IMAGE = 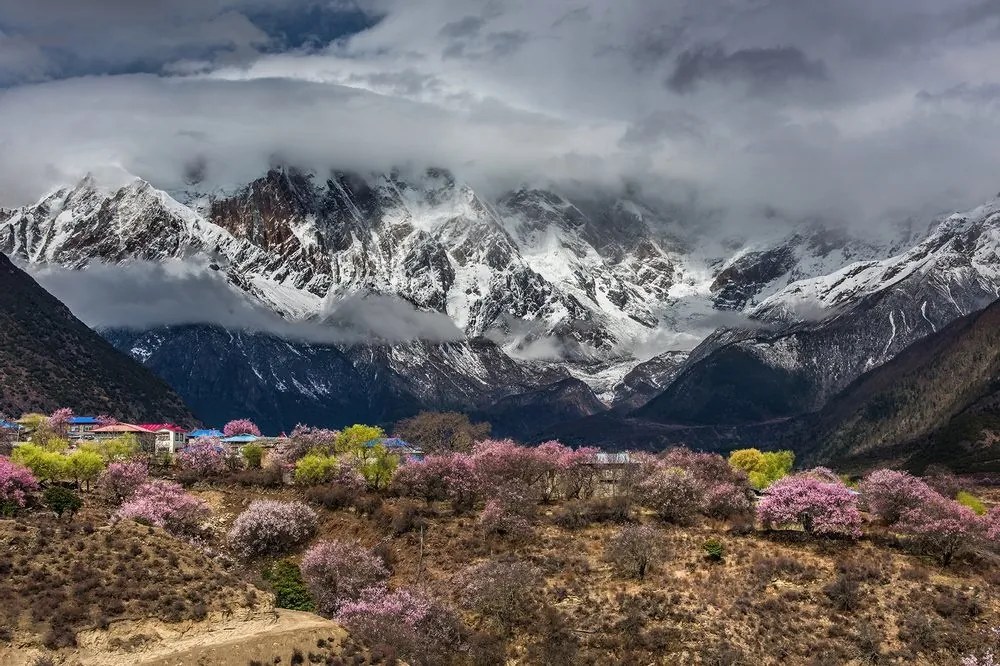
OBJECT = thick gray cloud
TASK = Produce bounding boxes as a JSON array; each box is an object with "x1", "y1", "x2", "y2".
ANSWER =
[
  {"x1": 2, "y1": 0, "x2": 1000, "y2": 234},
  {"x1": 667, "y1": 45, "x2": 827, "y2": 94},
  {"x1": 25, "y1": 260, "x2": 463, "y2": 344}
]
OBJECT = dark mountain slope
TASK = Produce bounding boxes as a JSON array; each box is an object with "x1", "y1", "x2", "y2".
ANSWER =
[
  {"x1": 804, "y1": 297, "x2": 1000, "y2": 472},
  {"x1": 0, "y1": 253, "x2": 195, "y2": 423}
]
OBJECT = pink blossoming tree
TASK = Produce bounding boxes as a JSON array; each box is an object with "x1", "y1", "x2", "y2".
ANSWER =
[
  {"x1": 227, "y1": 499, "x2": 317, "y2": 558},
  {"x1": 638, "y1": 467, "x2": 705, "y2": 525},
  {"x1": 897, "y1": 495, "x2": 983, "y2": 566},
  {"x1": 176, "y1": 438, "x2": 240, "y2": 478},
  {"x1": 337, "y1": 587, "x2": 463, "y2": 665},
  {"x1": 97, "y1": 460, "x2": 149, "y2": 503},
  {"x1": 858, "y1": 469, "x2": 939, "y2": 525},
  {"x1": 116, "y1": 480, "x2": 209, "y2": 535},
  {"x1": 223, "y1": 418, "x2": 262, "y2": 437},
  {"x1": 756, "y1": 476, "x2": 863, "y2": 538},
  {"x1": 300, "y1": 540, "x2": 389, "y2": 616},
  {"x1": 0, "y1": 456, "x2": 39, "y2": 516}
]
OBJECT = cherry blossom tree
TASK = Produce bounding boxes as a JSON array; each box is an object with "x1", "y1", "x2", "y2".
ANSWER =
[
  {"x1": 300, "y1": 540, "x2": 389, "y2": 615},
  {"x1": 47, "y1": 407, "x2": 74, "y2": 439},
  {"x1": 703, "y1": 481, "x2": 754, "y2": 520},
  {"x1": 116, "y1": 480, "x2": 209, "y2": 535},
  {"x1": 391, "y1": 454, "x2": 453, "y2": 504},
  {"x1": 227, "y1": 499, "x2": 317, "y2": 558},
  {"x1": 756, "y1": 476, "x2": 863, "y2": 538},
  {"x1": 638, "y1": 466, "x2": 705, "y2": 524},
  {"x1": 858, "y1": 469, "x2": 939, "y2": 525},
  {"x1": 176, "y1": 438, "x2": 240, "y2": 478},
  {"x1": 337, "y1": 587, "x2": 463, "y2": 665},
  {"x1": 986, "y1": 507, "x2": 1000, "y2": 544},
  {"x1": 223, "y1": 418, "x2": 261, "y2": 437},
  {"x1": 897, "y1": 495, "x2": 983, "y2": 566},
  {"x1": 0, "y1": 456, "x2": 39, "y2": 516},
  {"x1": 97, "y1": 460, "x2": 149, "y2": 503}
]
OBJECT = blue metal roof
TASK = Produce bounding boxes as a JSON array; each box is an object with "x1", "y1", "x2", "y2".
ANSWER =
[
  {"x1": 69, "y1": 416, "x2": 100, "y2": 425},
  {"x1": 0, "y1": 419, "x2": 22, "y2": 430},
  {"x1": 221, "y1": 434, "x2": 259, "y2": 443},
  {"x1": 189, "y1": 429, "x2": 224, "y2": 438}
]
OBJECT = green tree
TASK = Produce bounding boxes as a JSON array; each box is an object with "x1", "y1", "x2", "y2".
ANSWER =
[
  {"x1": 242, "y1": 443, "x2": 264, "y2": 469},
  {"x1": 43, "y1": 486, "x2": 82, "y2": 519},
  {"x1": 67, "y1": 449, "x2": 105, "y2": 491},
  {"x1": 956, "y1": 491, "x2": 987, "y2": 515},
  {"x1": 294, "y1": 453, "x2": 339, "y2": 485},
  {"x1": 81, "y1": 434, "x2": 140, "y2": 461},
  {"x1": 728, "y1": 448, "x2": 794, "y2": 490},
  {"x1": 12, "y1": 444, "x2": 67, "y2": 484},
  {"x1": 41, "y1": 437, "x2": 71, "y2": 453},
  {"x1": 393, "y1": 411, "x2": 491, "y2": 453},
  {"x1": 264, "y1": 560, "x2": 315, "y2": 611},
  {"x1": 335, "y1": 424, "x2": 385, "y2": 455},
  {"x1": 358, "y1": 443, "x2": 399, "y2": 491}
]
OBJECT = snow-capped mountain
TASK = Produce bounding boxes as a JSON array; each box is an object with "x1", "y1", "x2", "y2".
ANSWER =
[
  {"x1": 0, "y1": 166, "x2": 932, "y2": 432},
  {"x1": 639, "y1": 199, "x2": 1000, "y2": 426}
]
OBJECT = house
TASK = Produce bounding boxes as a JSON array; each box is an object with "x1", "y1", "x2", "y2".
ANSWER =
[
  {"x1": 139, "y1": 423, "x2": 189, "y2": 454},
  {"x1": 189, "y1": 428, "x2": 224, "y2": 439},
  {"x1": 67, "y1": 416, "x2": 101, "y2": 439},
  {"x1": 90, "y1": 423, "x2": 157, "y2": 450}
]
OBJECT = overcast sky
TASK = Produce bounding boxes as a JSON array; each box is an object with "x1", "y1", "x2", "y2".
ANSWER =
[{"x1": 3, "y1": 0, "x2": 1000, "y2": 229}]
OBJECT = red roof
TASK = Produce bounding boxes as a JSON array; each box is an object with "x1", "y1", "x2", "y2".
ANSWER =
[{"x1": 138, "y1": 423, "x2": 187, "y2": 433}]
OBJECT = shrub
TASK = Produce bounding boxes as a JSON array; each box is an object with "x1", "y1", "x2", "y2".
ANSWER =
[
  {"x1": 66, "y1": 450, "x2": 104, "y2": 491},
  {"x1": 337, "y1": 587, "x2": 464, "y2": 665},
  {"x1": 757, "y1": 476, "x2": 863, "y2": 537},
  {"x1": 824, "y1": 573, "x2": 860, "y2": 611},
  {"x1": 897, "y1": 495, "x2": 983, "y2": 566},
  {"x1": 175, "y1": 439, "x2": 239, "y2": 478},
  {"x1": 227, "y1": 500, "x2": 317, "y2": 559},
  {"x1": 43, "y1": 486, "x2": 82, "y2": 519},
  {"x1": 956, "y1": 491, "x2": 987, "y2": 516},
  {"x1": 116, "y1": 480, "x2": 210, "y2": 535},
  {"x1": 606, "y1": 524, "x2": 660, "y2": 579},
  {"x1": 300, "y1": 540, "x2": 389, "y2": 615},
  {"x1": 0, "y1": 456, "x2": 38, "y2": 516},
  {"x1": 228, "y1": 464, "x2": 283, "y2": 488},
  {"x1": 456, "y1": 560, "x2": 541, "y2": 632},
  {"x1": 728, "y1": 448, "x2": 794, "y2": 490},
  {"x1": 305, "y1": 485, "x2": 354, "y2": 511},
  {"x1": 264, "y1": 560, "x2": 315, "y2": 612},
  {"x1": 703, "y1": 538, "x2": 725, "y2": 562},
  {"x1": 97, "y1": 460, "x2": 149, "y2": 503},
  {"x1": 859, "y1": 469, "x2": 939, "y2": 525},
  {"x1": 294, "y1": 453, "x2": 339, "y2": 485},
  {"x1": 222, "y1": 419, "x2": 261, "y2": 437},
  {"x1": 479, "y1": 499, "x2": 532, "y2": 541},
  {"x1": 241, "y1": 443, "x2": 264, "y2": 469},
  {"x1": 638, "y1": 467, "x2": 704, "y2": 524}
]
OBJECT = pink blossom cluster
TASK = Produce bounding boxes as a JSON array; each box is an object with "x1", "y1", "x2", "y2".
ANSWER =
[
  {"x1": 987, "y1": 507, "x2": 1000, "y2": 543},
  {"x1": 897, "y1": 494, "x2": 983, "y2": 565},
  {"x1": 227, "y1": 499, "x2": 317, "y2": 558},
  {"x1": 222, "y1": 418, "x2": 262, "y2": 437},
  {"x1": 337, "y1": 586, "x2": 463, "y2": 664},
  {"x1": 47, "y1": 407, "x2": 74, "y2": 437},
  {"x1": 0, "y1": 456, "x2": 39, "y2": 514},
  {"x1": 478, "y1": 498, "x2": 533, "y2": 540},
  {"x1": 637, "y1": 466, "x2": 705, "y2": 524},
  {"x1": 116, "y1": 480, "x2": 210, "y2": 535},
  {"x1": 97, "y1": 460, "x2": 149, "y2": 503},
  {"x1": 176, "y1": 439, "x2": 240, "y2": 477},
  {"x1": 858, "y1": 469, "x2": 939, "y2": 525},
  {"x1": 757, "y1": 475, "x2": 863, "y2": 537},
  {"x1": 300, "y1": 539, "x2": 389, "y2": 616},
  {"x1": 274, "y1": 425, "x2": 340, "y2": 465}
]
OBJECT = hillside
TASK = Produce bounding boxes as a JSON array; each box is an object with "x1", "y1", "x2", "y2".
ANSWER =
[
  {"x1": 803, "y1": 297, "x2": 1000, "y2": 472},
  {"x1": 0, "y1": 253, "x2": 195, "y2": 423}
]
